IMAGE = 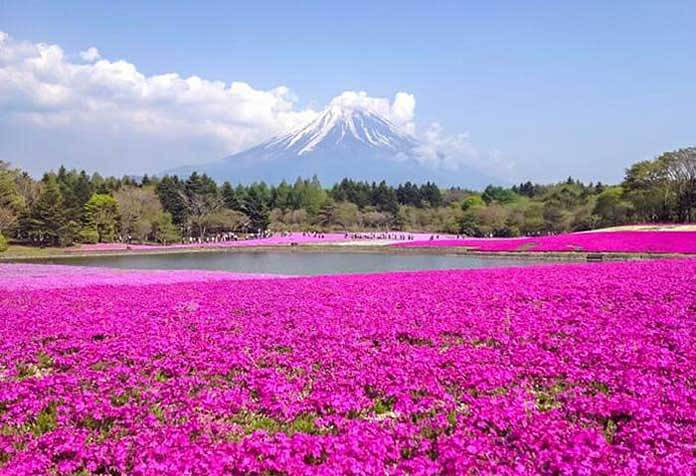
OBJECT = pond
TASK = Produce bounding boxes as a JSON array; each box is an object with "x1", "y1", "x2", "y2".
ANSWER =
[{"x1": 38, "y1": 250, "x2": 551, "y2": 275}]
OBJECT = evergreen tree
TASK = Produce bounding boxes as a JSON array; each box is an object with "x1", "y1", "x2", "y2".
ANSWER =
[
  {"x1": 22, "y1": 175, "x2": 67, "y2": 246},
  {"x1": 396, "y1": 181, "x2": 421, "y2": 207},
  {"x1": 221, "y1": 181, "x2": 241, "y2": 210},
  {"x1": 271, "y1": 180, "x2": 292, "y2": 210},
  {"x1": 156, "y1": 176, "x2": 187, "y2": 225},
  {"x1": 372, "y1": 181, "x2": 399, "y2": 215},
  {"x1": 420, "y1": 182, "x2": 443, "y2": 207},
  {"x1": 56, "y1": 167, "x2": 93, "y2": 226},
  {"x1": 243, "y1": 185, "x2": 270, "y2": 232}
]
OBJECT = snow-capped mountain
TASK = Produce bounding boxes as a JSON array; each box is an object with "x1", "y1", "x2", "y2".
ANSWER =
[
  {"x1": 166, "y1": 103, "x2": 496, "y2": 187},
  {"x1": 262, "y1": 102, "x2": 418, "y2": 156}
]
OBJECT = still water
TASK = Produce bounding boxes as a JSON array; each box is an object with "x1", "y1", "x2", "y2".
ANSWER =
[{"x1": 40, "y1": 250, "x2": 549, "y2": 275}]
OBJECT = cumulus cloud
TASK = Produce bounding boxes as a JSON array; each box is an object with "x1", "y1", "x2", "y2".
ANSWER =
[
  {"x1": 0, "y1": 32, "x2": 507, "y2": 180},
  {"x1": 413, "y1": 123, "x2": 478, "y2": 170},
  {"x1": 390, "y1": 92, "x2": 416, "y2": 134},
  {"x1": 410, "y1": 123, "x2": 514, "y2": 181},
  {"x1": 327, "y1": 90, "x2": 416, "y2": 133},
  {"x1": 79, "y1": 47, "x2": 101, "y2": 62},
  {"x1": 0, "y1": 32, "x2": 320, "y2": 175}
]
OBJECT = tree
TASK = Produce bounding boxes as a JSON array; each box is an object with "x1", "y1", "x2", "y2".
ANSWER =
[
  {"x1": 114, "y1": 186, "x2": 167, "y2": 242},
  {"x1": 513, "y1": 181, "x2": 541, "y2": 198},
  {"x1": 271, "y1": 180, "x2": 292, "y2": 210},
  {"x1": 334, "y1": 202, "x2": 360, "y2": 230},
  {"x1": 593, "y1": 187, "x2": 632, "y2": 227},
  {"x1": 623, "y1": 160, "x2": 671, "y2": 222},
  {"x1": 201, "y1": 209, "x2": 248, "y2": 234},
  {"x1": 8, "y1": 150, "x2": 696, "y2": 245},
  {"x1": 361, "y1": 209, "x2": 392, "y2": 229},
  {"x1": 280, "y1": 208, "x2": 309, "y2": 229},
  {"x1": 420, "y1": 182, "x2": 443, "y2": 207},
  {"x1": 621, "y1": 147, "x2": 696, "y2": 223},
  {"x1": 570, "y1": 200, "x2": 598, "y2": 231},
  {"x1": 243, "y1": 184, "x2": 271, "y2": 232},
  {"x1": 316, "y1": 199, "x2": 337, "y2": 228},
  {"x1": 221, "y1": 181, "x2": 241, "y2": 210},
  {"x1": 482, "y1": 185, "x2": 518, "y2": 205},
  {"x1": 156, "y1": 176, "x2": 187, "y2": 226},
  {"x1": 542, "y1": 199, "x2": 572, "y2": 233},
  {"x1": 520, "y1": 202, "x2": 546, "y2": 235},
  {"x1": 84, "y1": 194, "x2": 120, "y2": 242},
  {"x1": 151, "y1": 212, "x2": 181, "y2": 244},
  {"x1": 396, "y1": 182, "x2": 421, "y2": 207},
  {"x1": 0, "y1": 163, "x2": 25, "y2": 236},
  {"x1": 291, "y1": 176, "x2": 326, "y2": 216},
  {"x1": 0, "y1": 208, "x2": 16, "y2": 235},
  {"x1": 22, "y1": 175, "x2": 67, "y2": 246},
  {"x1": 181, "y1": 173, "x2": 223, "y2": 238},
  {"x1": 459, "y1": 203, "x2": 487, "y2": 236},
  {"x1": 394, "y1": 205, "x2": 412, "y2": 231},
  {"x1": 656, "y1": 148, "x2": 696, "y2": 222},
  {"x1": 372, "y1": 181, "x2": 399, "y2": 215},
  {"x1": 73, "y1": 171, "x2": 93, "y2": 211},
  {"x1": 461, "y1": 194, "x2": 485, "y2": 211},
  {"x1": 330, "y1": 179, "x2": 372, "y2": 209},
  {"x1": 479, "y1": 203, "x2": 512, "y2": 236},
  {"x1": 56, "y1": 166, "x2": 89, "y2": 225},
  {"x1": 429, "y1": 204, "x2": 462, "y2": 234}
]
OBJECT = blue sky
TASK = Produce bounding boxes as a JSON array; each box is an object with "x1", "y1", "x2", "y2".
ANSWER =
[{"x1": 1, "y1": 0, "x2": 695, "y2": 183}]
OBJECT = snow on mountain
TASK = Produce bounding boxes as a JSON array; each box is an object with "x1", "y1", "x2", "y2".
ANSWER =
[
  {"x1": 166, "y1": 102, "x2": 497, "y2": 187},
  {"x1": 266, "y1": 102, "x2": 417, "y2": 155}
]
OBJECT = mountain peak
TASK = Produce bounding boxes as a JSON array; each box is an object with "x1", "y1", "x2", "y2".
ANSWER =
[
  {"x1": 165, "y1": 98, "x2": 497, "y2": 188},
  {"x1": 269, "y1": 101, "x2": 415, "y2": 156},
  {"x1": 325, "y1": 94, "x2": 380, "y2": 117}
]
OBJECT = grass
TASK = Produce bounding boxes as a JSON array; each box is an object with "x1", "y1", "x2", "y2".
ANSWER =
[
  {"x1": 230, "y1": 410, "x2": 324, "y2": 436},
  {"x1": 2, "y1": 244, "x2": 77, "y2": 258}
]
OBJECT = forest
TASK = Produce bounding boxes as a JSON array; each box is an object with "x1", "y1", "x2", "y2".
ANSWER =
[{"x1": 0, "y1": 147, "x2": 694, "y2": 250}]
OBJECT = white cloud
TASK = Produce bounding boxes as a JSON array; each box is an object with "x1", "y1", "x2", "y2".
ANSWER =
[
  {"x1": 412, "y1": 122, "x2": 514, "y2": 180},
  {"x1": 413, "y1": 122, "x2": 477, "y2": 169},
  {"x1": 79, "y1": 47, "x2": 101, "y2": 62},
  {"x1": 327, "y1": 90, "x2": 415, "y2": 130},
  {"x1": 390, "y1": 92, "x2": 416, "y2": 134},
  {"x1": 0, "y1": 32, "x2": 507, "y2": 180},
  {"x1": 0, "y1": 32, "x2": 321, "y2": 175}
]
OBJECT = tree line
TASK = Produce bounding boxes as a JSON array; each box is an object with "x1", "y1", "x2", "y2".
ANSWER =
[{"x1": 0, "y1": 147, "x2": 694, "y2": 250}]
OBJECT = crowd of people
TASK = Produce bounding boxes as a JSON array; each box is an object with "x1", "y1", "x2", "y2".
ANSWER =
[
  {"x1": 180, "y1": 232, "x2": 241, "y2": 244},
  {"x1": 344, "y1": 232, "x2": 427, "y2": 241},
  {"x1": 115, "y1": 229, "x2": 566, "y2": 248},
  {"x1": 118, "y1": 230, "x2": 488, "y2": 246}
]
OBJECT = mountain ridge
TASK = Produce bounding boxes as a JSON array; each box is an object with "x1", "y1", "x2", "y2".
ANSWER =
[{"x1": 165, "y1": 103, "x2": 498, "y2": 187}]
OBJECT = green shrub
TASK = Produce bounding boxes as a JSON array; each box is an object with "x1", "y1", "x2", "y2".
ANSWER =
[
  {"x1": 78, "y1": 227, "x2": 99, "y2": 244},
  {"x1": 0, "y1": 233, "x2": 8, "y2": 252}
]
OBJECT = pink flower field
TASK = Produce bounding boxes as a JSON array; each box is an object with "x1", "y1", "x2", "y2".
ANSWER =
[
  {"x1": 1, "y1": 260, "x2": 696, "y2": 474},
  {"x1": 0, "y1": 264, "x2": 289, "y2": 292},
  {"x1": 393, "y1": 230, "x2": 696, "y2": 254}
]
